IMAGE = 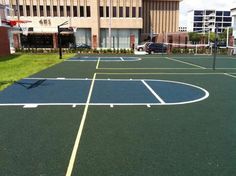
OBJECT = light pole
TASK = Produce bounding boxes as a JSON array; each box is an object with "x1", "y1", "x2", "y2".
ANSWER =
[{"x1": 58, "y1": 21, "x2": 68, "y2": 59}]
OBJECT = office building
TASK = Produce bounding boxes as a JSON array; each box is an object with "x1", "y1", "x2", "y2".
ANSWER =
[
  {"x1": 1, "y1": 0, "x2": 181, "y2": 49},
  {"x1": 187, "y1": 9, "x2": 232, "y2": 33}
]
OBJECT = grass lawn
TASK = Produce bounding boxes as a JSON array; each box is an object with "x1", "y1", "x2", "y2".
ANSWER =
[{"x1": 0, "y1": 53, "x2": 74, "y2": 91}]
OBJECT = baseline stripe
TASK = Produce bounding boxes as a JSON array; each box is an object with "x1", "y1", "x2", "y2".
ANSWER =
[
  {"x1": 65, "y1": 73, "x2": 97, "y2": 176},
  {"x1": 141, "y1": 80, "x2": 165, "y2": 104},
  {"x1": 165, "y1": 57, "x2": 206, "y2": 69}
]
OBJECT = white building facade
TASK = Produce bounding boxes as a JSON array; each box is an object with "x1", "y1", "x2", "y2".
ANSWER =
[{"x1": 187, "y1": 9, "x2": 232, "y2": 33}]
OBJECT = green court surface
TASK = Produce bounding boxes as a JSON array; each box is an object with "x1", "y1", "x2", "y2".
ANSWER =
[{"x1": 0, "y1": 54, "x2": 236, "y2": 176}]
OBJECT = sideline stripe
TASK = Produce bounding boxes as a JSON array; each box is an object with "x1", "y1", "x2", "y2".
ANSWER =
[
  {"x1": 165, "y1": 57, "x2": 206, "y2": 69},
  {"x1": 224, "y1": 73, "x2": 236, "y2": 79},
  {"x1": 65, "y1": 73, "x2": 97, "y2": 176},
  {"x1": 141, "y1": 80, "x2": 165, "y2": 104},
  {"x1": 96, "y1": 57, "x2": 100, "y2": 69}
]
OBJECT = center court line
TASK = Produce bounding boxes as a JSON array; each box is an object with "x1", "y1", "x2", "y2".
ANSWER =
[
  {"x1": 165, "y1": 57, "x2": 206, "y2": 69},
  {"x1": 141, "y1": 80, "x2": 165, "y2": 104},
  {"x1": 65, "y1": 73, "x2": 97, "y2": 176}
]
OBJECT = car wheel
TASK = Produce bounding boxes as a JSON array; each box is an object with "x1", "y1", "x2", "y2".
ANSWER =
[{"x1": 138, "y1": 48, "x2": 143, "y2": 51}]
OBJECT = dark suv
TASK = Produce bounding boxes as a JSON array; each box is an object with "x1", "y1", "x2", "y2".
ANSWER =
[{"x1": 146, "y1": 43, "x2": 167, "y2": 54}]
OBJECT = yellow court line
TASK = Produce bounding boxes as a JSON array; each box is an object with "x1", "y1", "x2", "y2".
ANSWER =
[{"x1": 65, "y1": 73, "x2": 97, "y2": 176}]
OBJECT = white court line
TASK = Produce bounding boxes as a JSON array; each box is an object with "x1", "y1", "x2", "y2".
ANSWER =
[
  {"x1": 165, "y1": 57, "x2": 206, "y2": 69},
  {"x1": 224, "y1": 73, "x2": 236, "y2": 79},
  {"x1": 65, "y1": 73, "x2": 97, "y2": 176},
  {"x1": 141, "y1": 80, "x2": 165, "y2": 104},
  {"x1": 120, "y1": 57, "x2": 124, "y2": 61},
  {"x1": 96, "y1": 57, "x2": 100, "y2": 69}
]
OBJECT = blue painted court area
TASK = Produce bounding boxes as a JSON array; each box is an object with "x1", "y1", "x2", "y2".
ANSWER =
[
  {"x1": 0, "y1": 78, "x2": 209, "y2": 106},
  {"x1": 68, "y1": 56, "x2": 141, "y2": 61}
]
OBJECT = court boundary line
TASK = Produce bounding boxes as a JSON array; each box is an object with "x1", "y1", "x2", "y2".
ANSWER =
[
  {"x1": 65, "y1": 73, "x2": 97, "y2": 176},
  {"x1": 165, "y1": 57, "x2": 206, "y2": 69},
  {"x1": 141, "y1": 80, "x2": 165, "y2": 104},
  {"x1": 96, "y1": 57, "x2": 101, "y2": 69},
  {"x1": 224, "y1": 73, "x2": 236, "y2": 79}
]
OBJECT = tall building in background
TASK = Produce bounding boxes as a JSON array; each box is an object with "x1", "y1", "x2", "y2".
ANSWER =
[
  {"x1": 0, "y1": 0, "x2": 181, "y2": 49},
  {"x1": 187, "y1": 9, "x2": 232, "y2": 33}
]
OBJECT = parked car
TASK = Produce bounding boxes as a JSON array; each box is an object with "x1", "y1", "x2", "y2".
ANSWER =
[
  {"x1": 136, "y1": 42, "x2": 153, "y2": 51},
  {"x1": 69, "y1": 43, "x2": 91, "y2": 49},
  {"x1": 146, "y1": 43, "x2": 167, "y2": 54}
]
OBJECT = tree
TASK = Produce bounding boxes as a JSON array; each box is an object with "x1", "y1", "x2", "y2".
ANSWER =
[{"x1": 188, "y1": 32, "x2": 201, "y2": 43}]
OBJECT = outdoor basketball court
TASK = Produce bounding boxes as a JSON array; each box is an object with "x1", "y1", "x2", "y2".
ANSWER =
[{"x1": 0, "y1": 54, "x2": 236, "y2": 175}]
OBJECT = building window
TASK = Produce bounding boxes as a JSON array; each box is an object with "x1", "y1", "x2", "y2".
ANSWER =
[
  {"x1": 73, "y1": 6, "x2": 77, "y2": 17},
  {"x1": 223, "y1": 11, "x2": 230, "y2": 16},
  {"x1": 132, "y1": 7, "x2": 136, "y2": 18},
  {"x1": 80, "y1": 6, "x2": 84, "y2": 17},
  {"x1": 86, "y1": 6, "x2": 91, "y2": 17},
  {"x1": 66, "y1": 6, "x2": 70, "y2": 17},
  {"x1": 53, "y1": 6, "x2": 57, "y2": 17},
  {"x1": 106, "y1": 6, "x2": 109, "y2": 17},
  {"x1": 138, "y1": 7, "x2": 142, "y2": 18},
  {"x1": 126, "y1": 7, "x2": 129, "y2": 17},
  {"x1": 40, "y1": 6, "x2": 44, "y2": 17},
  {"x1": 46, "y1": 6, "x2": 50, "y2": 17},
  {"x1": 119, "y1": 7, "x2": 123, "y2": 17},
  {"x1": 100, "y1": 6, "x2": 104, "y2": 17},
  {"x1": 19, "y1": 5, "x2": 23, "y2": 16},
  {"x1": 60, "y1": 6, "x2": 64, "y2": 17},
  {"x1": 26, "y1": 5, "x2": 30, "y2": 16},
  {"x1": 33, "y1": 6, "x2": 37, "y2": 16},
  {"x1": 113, "y1": 7, "x2": 117, "y2": 17}
]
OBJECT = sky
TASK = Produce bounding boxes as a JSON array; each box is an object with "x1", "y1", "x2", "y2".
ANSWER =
[{"x1": 180, "y1": 0, "x2": 236, "y2": 26}]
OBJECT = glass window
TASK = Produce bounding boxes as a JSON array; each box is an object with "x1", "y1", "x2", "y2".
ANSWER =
[
  {"x1": 33, "y1": 5, "x2": 37, "y2": 16},
  {"x1": 223, "y1": 11, "x2": 230, "y2": 16},
  {"x1": 46, "y1": 6, "x2": 50, "y2": 17},
  {"x1": 216, "y1": 11, "x2": 222, "y2": 16},
  {"x1": 60, "y1": 6, "x2": 64, "y2": 17},
  {"x1": 26, "y1": 5, "x2": 30, "y2": 16},
  {"x1": 53, "y1": 6, "x2": 57, "y2": 17},
  {"x1": 194, "y1": 10, "x2": 203, "y2": 16},
  {"x1": 216, "y1": 17, "x2": 222, "y2": 21},
  {"x1": 132, "y1": 7, "x2": 136, "y2": 18},
  {"x1": 66, "y1": 6, "x2": 70, "y2": 17},
  {"x1": 223, "y1": 17, "x2": 232, "y2": 22},
  {"x1": 86, "y1": 6, "x2": 90, "y2": 17},
  {"x1": 19, "y1": 5, "x2": 23, "y2": 16},
  {"x1": 194, "y1": 16, "x2": 203, "y2": 21},
  {"x1": 126, "y1": 7, "x2": 129, "y2": 17},
  {"x1": 119, "y1": 7, "x2": 123, "y2": 17},
  {"x1": 113, "y1": 6, "x2": 117, "y2": 17},
  {"x1": 80, "y1": 6, "x2": 84, "y2": 17},
  {"x1": 106, "y1": 6, "x2": 109, "y2": 17},
  {"x1": 73, "y1": 6, "x2": 77, "y2": 17},
  {"x1": 100, "y1": 6, "x2": 104, "y2": 17},
  {"x1": 138, "y1": 7, "x2": 142, "y2": 18},
  {"x1": 40, "y1": 6, "x2": 44, "y2": 17}
]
